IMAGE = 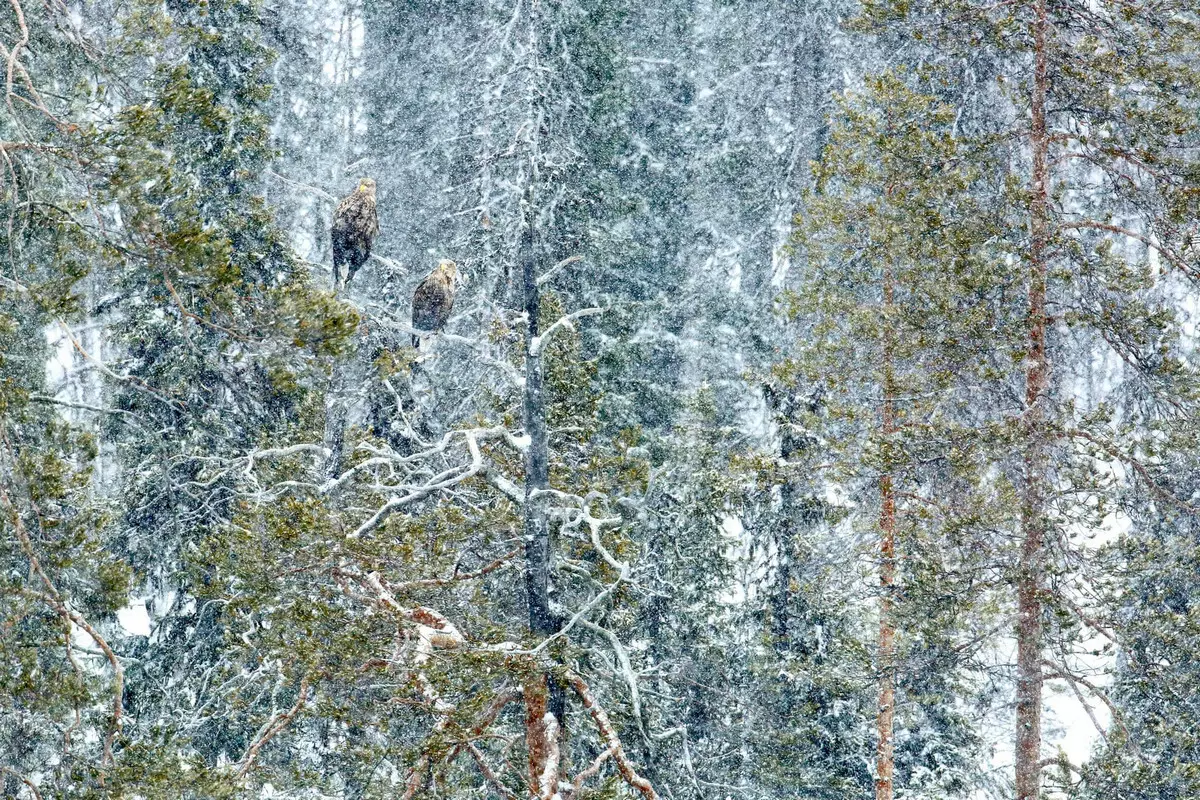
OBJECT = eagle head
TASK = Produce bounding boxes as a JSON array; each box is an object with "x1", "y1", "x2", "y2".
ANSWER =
[
  {"x1": 358, "y1": 177, "x2": 377, "y2": 196},
  {"x1": 436, "y1": 259, "x2": 458, "y2": 285}
]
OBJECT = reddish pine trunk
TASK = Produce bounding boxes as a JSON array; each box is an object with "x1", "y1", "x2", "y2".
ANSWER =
[
  {"x1": 876, "y1": 472, "x2": 896, "y2": 800},
  {"x1": 876, "y1": 264, "x2": 897, "y2": 800},
  {"x1": 1016, "y1": 0, "x2": 1050, "y2": 797},
  {"x1": 524, "y1": 677, "x2": 560, "y2": 799}
]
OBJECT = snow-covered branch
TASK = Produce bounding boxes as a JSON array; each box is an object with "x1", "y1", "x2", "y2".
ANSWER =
[
  {"x1": 536, "y1": 254, "x2": 582, "y2": 286},
  {"x1": 529, "y1": 306, "x2": 605, "y2": 357},
  {"x1": 344, "y1": 426, "x2": 522, "y2": 539}
]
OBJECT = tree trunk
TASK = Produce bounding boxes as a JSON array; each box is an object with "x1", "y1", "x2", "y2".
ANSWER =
[
  {"x1": 876, "y1": 262, "x2": 897, "y2": 800},
  {"x1": 322, "y1": 360, "x2": 350, "y2": 484},
  {"x1": 520, "y1": 85, "x2": 565, "y2": 794},
  {"x1": 522, "y1": 221, "x2": 556, "y2": 645},
  {"x1": 1015, "y1": 1, "x2": 1050, "y2": 797}
]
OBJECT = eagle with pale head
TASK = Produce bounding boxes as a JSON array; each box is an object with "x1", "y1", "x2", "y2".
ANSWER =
[
  {"x1": 331, "y1": 178, "x2": 379, "y2": 289},
  {"x1": 411, "y1": 259, "x2": 458, "y2": 349}
]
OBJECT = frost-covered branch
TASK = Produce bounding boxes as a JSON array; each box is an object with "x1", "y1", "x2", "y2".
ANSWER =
[
  {"x1": 529, "y1": 306, "x2": 604, "y2": 357},
  {"x1": 536, "y1": 254, "x2": 581, "y2": 286}
]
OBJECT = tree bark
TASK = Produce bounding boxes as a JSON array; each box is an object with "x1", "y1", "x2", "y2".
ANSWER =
[
  {"x1": 876, "y1": 262, "x2": 897, "y2": 800},
  {"x1": 322, "y1": 361, "x2": 350, "y2": 484},
  {"x1": 522, "y1": 220, "x2": 557, "y2": 646},
  {"x1": 519, "y1": 1, "x2": 566, "y2": 772},
  {"x1": 1015, "y1": 1, "x2": 1050, "y2": 797}
]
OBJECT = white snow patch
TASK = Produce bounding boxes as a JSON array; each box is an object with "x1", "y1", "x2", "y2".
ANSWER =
[{"x1": 117, "y1": 599, "x2": 152, "y2": 637}]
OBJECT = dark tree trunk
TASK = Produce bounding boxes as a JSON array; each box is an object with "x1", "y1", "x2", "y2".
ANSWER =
[
  {"x1": 521, "y1": 219, "x2": 565, "y2": 721},
  {"x1": 322, "y1": 361, "x2": 350, "y2": 484}
]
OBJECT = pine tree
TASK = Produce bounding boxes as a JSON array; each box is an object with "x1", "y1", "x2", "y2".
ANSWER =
[
  {"x1": 790, "y1": 71, "x2": 1009, "y2": 798},
  {"x1": 849, "y1": 1, "x2": 1200, "y2": 796}
]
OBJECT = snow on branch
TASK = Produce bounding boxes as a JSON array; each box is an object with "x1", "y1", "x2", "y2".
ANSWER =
[
  {"x1": 243, "y1": 443, "x2": 329, "y2": 478},
  {"x1": 530, "y1": 307, "x2": 605, "y2": 357},
  {"x1": 336, "y1": 567, "x2": 467, "y2": 652},
  {"x1": 536, "y1": 254, "x2": 582, "y2": 286},
  {"x1": 343, "y1": 426, "x2": 523, "y2": 539},
  {"x1": 580, "y1": 619, "x2": 646, "y2": 741},
  {"x1": 529, "y1": 567, "x2": 626, "y2": 656}
]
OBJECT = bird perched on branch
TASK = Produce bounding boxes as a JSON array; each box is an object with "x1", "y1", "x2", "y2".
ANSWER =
[
  {"x1": 411, "y1": 259, "x2": 458, "y2": 350},
  {"x1": 331, "y1": 178, "x2": 379, "y2": 290}
]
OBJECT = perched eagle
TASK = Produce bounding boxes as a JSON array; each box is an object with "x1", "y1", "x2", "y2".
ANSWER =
[
  {"x1": 411, "y1": 259, "x2": 458, "y2": 349},
  {"x1": 331, "y1": 178, "x2": 379, "y2": 289}
]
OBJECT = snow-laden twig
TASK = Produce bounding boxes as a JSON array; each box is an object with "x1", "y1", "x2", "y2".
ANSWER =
[
  {"x1": 529, "y1": 307, "x2": 605, "y2": 357},
  {"x1": 580, "y1": 620, "x2": 646, "y2": 741},
  {"x1": 536, "y1": 254, "x2": 581, "y2": 286},
  {"x1": 243, "y1": 443, "x2": 329, "y2": 478},
  {"x1": 344, "y1": 427, "x2": 521, "y2": 539},
  {"x1": 529, "y1": 568, "x2": 626, "y2": 656}
]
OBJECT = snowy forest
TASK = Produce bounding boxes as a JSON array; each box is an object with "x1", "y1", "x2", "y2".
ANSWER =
[{"x1": 3, "y1": 0, "x2": 1200, "y2": 798}]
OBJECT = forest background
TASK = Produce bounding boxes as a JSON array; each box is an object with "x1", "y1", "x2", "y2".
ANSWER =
[{"x1": 2, "y1": 1, "x2": 1200, "y2": 799}]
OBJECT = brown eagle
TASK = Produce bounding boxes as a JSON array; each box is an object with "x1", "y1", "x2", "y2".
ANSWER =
[
  {"x1": 411, "y1": 259, "x2": 458, "y2": 349},
  {"x1": 331, "y1": 178, "x2": 379, "y2": 289}
]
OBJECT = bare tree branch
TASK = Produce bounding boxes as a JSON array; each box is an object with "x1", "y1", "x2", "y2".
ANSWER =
[{"x1": 565, "y1": 670, "x2": 660, "y2": 800}]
